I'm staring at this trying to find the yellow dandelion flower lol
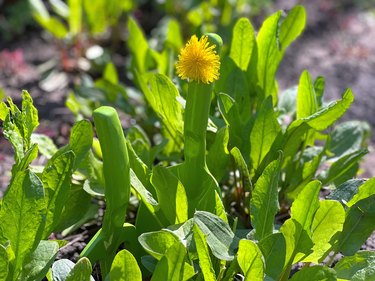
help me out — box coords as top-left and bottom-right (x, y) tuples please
(176, 35), (220, 84)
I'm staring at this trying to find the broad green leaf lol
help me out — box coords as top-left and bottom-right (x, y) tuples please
(230, 17), (255, 71)
(259, 233), (286, 280)
(296, 70), (317, 120)
(151, 242), (187, 281)
(334, 251), (375, 280)
(83, 0), (106, 34)
(299, 88), (354, 131)
(327, 179), (365, 204)
(65, 257), (93, 281)
(279, 219), (313, 281)
(0, 170), (45, 278)
(290, 180), (321, 234)
(237, 239), (264, 281)
(250, 96), (281, 170)
(335, 195), (375, 255)
(322, 149), (367, 185)
(51, 259), (75, 280)
(0, 245), (8, 281)
(327, 121), (370, 159)
(207, 126), (230, 182)
(256, 10), (281, 100)
(138, 73), (184, 155)
(302, 200), (345, 263)
(31, 133), (58, 158)
(289, 265), (336, 281)
(110, 250), (142, 281)
(278, 5), (306, 50)
(42, 151), (75, 238)
(56, 183), (98, 235)
(130, 169), (158, 214)
(194, 211), (239, 261)
(128, 17), (149, 73)
(250, 158), (281, 240)
(18, 240), (59, 281)
(216, 57), (250, 117)
(257, 6), (306, 101)
(193, 224), (216, 281)
(68, 0), (82, 35)
(139, 230), (181, 260)
(68, 120), (93, 168)
(151, 166), (188, 224)
(347, 177), (375, 207)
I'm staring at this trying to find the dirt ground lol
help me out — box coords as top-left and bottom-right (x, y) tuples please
(0, 0), (375, 256)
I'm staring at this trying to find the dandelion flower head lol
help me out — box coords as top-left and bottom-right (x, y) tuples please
(176, 35), (220, 84)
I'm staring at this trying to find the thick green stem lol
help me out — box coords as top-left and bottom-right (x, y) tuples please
(184, 82), (212, 169)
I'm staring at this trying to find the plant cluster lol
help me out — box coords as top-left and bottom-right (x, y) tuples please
(0, 4), (375, 281)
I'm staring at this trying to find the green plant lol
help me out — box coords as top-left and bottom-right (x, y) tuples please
(1, 4), (375, 281)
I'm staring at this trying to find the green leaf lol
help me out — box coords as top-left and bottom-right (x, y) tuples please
(347, 177), (375, 207)
(68, 0), (82, 35)
(289, 265), (336, 281)
(207, 126), (230, 182)
(0, 101), (9, 120)
(35, 16), (68, 38)
(298, 88), (354, 131)
(151, 242), (187, 281)
(21, 90), (39, 150)
(279, 219), (313, 281)
(327, 179), (365, 204)
(290, 180), (321, 234)
(0, 170), (46, 278)
(139, 230), (181, 260)
(31, 133), (58, 159)
(110, 249), (142, 281)
(0, 245), (8, 281)
(42, 151), (75, 238)
(237, 239), (264, 281)
(335, 195), (375, 255)
(51, 259), (75, 280)
(193, 224), (216, 281)
(128, 17), (149, 73)
(151, 166), (188, 224)
(279, 5), (306, 50)
(256, 10), (281, 100)
(130, 169), (158, 214)
(250, 96), (281, 171)
(302, 200), (345, 263)
(314, 76), (325, 107)
(230, 17), (255, 71)
(103, 62), (118, 84)
(250, 158), (281, 240)
(258, 233), (286, 280)
(138, 73), (184, 155)
(296, 70), (317, 120)
(194, 211), (239, 261)
(49, 0), (69, 18)
(230, 147), (252, 193)
(334, 251), (375, 280)
(68, 120), (93, 169)
(65, 257), (93, 281)
(321, 149), (367, 185)
(327, 121), (370, 159)
(29, 0), (50, 19)
(18, 240), (59, 281)
(56, 183), (98, 235)
(257, 6), (306, 102)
